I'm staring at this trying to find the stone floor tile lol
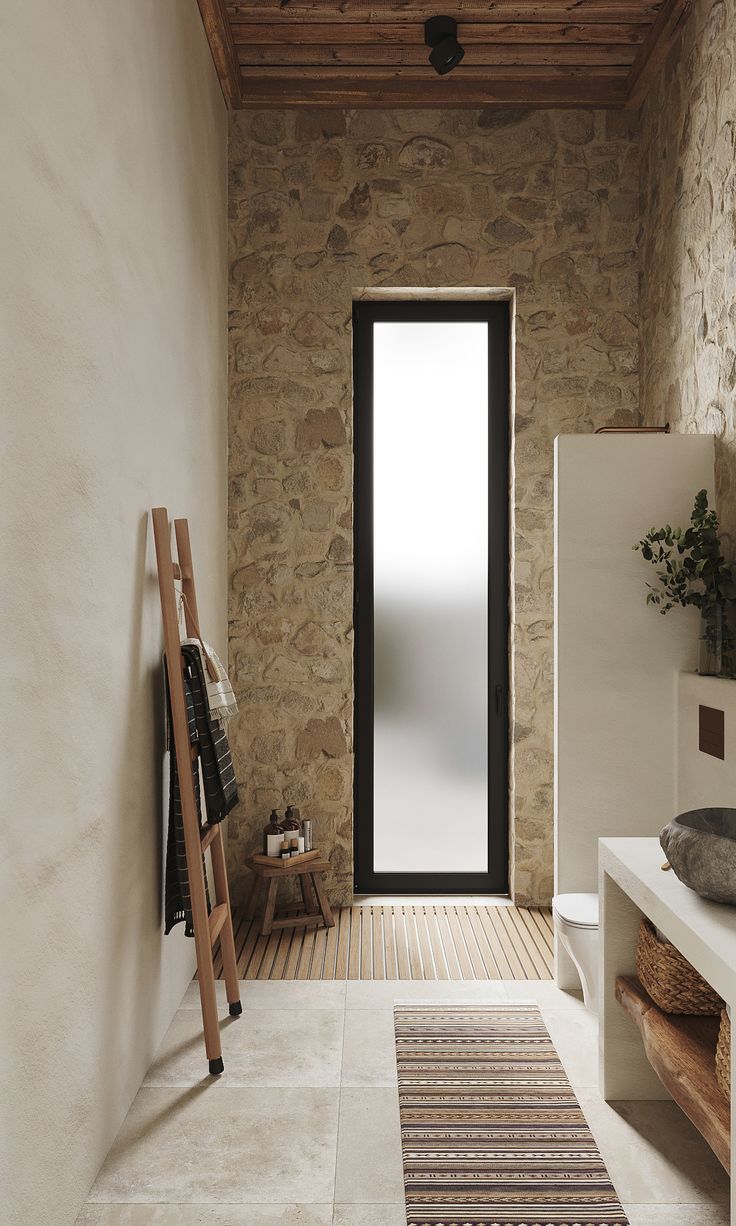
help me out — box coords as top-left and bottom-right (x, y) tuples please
(345, 978), (510, 1009)
(334, 1089), (405, 1204)
(623, 1205), (729, 1226)
(180, 979), (347, 1012)
(87, 1086), (339, 1205)
(541, 1005), (599, 1089)
(77, 1206), (333, 1225)
(503, 980), (585, 1008)
(578, 1092), (730, 1208)
(332, 1206), (407, 1226)
(341, 1010), (398, 1087)
(143, 1008), (343, 1088)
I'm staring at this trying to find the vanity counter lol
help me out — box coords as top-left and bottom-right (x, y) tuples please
(599, 836), (736, 1219)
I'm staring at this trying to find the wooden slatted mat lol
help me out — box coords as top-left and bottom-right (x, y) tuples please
(212, 905), (553, 981)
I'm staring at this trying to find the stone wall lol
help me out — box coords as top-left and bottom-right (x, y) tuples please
(227, 107), (640, 907)
(639, 0), (736, 546)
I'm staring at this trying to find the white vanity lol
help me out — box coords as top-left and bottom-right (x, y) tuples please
(599, 836), (736, 1220)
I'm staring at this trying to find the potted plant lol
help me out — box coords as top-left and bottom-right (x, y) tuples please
(634, 489), (736, 677)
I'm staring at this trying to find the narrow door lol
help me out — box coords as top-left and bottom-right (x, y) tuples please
(353, 300), (510, 894)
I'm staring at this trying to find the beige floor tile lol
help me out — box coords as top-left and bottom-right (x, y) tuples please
(180, 979), (347, 1011)
(504, 980), (584, 1008)
(341, 1010), (398, 1087)
(542, 1006), (599, 1089)
(578, 1092), (730, 1208)
(345, 979), (510, 1009)
(143, 1008), (343, 1087)
(334, 1089), (405, 1204)
(332, 1206), (407, 1226)
(77, 1207), (333, 1225)
(88, 1086), (339, 1204)
(623, 1206), (729, 1226)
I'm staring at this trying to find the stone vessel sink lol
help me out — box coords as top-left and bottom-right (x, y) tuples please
(660, 808), (736, 904)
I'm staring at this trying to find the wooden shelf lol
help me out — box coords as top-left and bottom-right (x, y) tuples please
(616, 975), (730, 1172)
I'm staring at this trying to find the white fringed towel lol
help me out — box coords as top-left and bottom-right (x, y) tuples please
(182, 638), (239, 727)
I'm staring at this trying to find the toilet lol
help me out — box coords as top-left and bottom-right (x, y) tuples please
(552, 892), (599, 1013)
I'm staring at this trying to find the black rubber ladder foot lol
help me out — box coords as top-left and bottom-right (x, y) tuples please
(229, 1001), (243, 1017)
(208, 1057), (224, 1076)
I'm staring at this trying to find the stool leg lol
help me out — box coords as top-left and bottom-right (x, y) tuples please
(261, 877), (279, 936)
(311, 871), (335, 929)
(300, 872), (318, 915)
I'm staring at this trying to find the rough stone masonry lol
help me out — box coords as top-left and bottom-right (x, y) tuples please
(227, 106), (640, 907)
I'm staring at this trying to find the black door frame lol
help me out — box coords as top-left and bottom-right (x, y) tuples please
(352, 299), (510, 895)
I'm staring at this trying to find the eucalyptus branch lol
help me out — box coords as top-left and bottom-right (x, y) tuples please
(634, 489), (736, 617)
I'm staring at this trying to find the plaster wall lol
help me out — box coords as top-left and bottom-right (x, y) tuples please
(555, 433), (715, 901)
(677, 672), (736, 812)
(2, 4), (227, 1222)
(227, 106), (641, 905)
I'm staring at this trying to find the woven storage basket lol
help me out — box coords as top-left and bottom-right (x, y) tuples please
(716, 1008), (731, 1101)
(636, 917), (723, 1015)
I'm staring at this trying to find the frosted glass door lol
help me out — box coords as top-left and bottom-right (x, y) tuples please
(372, 322), (488, 874)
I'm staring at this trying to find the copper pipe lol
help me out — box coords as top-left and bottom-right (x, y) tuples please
(594, 423), (670, 434)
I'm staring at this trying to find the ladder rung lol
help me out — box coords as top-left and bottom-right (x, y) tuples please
(200, 824), (219, 852)
(208, 903), (228, 945)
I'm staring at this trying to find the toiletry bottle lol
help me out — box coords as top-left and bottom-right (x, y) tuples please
(283, 805), (301, 843)
(280, 841), (290, 862)
(301, 818), (313, 852)
(263, 810), (284, 857)
(289, 838), (300, 858)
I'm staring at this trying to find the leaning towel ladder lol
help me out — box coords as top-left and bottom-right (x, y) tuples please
(152, 507), (241, 1074)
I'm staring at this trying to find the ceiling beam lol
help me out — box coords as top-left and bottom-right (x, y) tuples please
(237, 72), (628, 106)
(626, 0), (691, 106)
(231, 20), (648, 44)
(240, 64), (625, 78)
(227, 2), (664, 23)
(197, 0), (242, 107)
(238, 44), (638, 66)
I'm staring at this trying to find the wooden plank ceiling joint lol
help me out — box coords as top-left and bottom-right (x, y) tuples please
(197, 0), (243, 108)
(197, 1), (687, 112)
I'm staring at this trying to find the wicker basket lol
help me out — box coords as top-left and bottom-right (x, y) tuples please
(716, 1008), (731, 1101)
(636, 918), (724, 1015)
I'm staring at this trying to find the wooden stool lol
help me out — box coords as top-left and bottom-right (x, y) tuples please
(245, 853), (335, 937)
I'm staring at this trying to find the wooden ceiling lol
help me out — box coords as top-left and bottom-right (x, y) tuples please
(197, 0), (690, 109)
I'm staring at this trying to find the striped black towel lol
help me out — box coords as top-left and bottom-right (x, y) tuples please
(164, 644), (238, 937)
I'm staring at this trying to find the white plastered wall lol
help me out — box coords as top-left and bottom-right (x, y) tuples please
(554, 434), (715, 987)
(677, 673), (736, 812)
(1, 4), (227, 1222)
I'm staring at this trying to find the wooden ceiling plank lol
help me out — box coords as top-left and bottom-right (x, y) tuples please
(240, 64), (626, 80)
(197, 0), (242, 107)
(236, 74), (627, 106)
(226, 3), (664, 24)
(239, 44), (638, 66)
(231, 20), (648, 44)
(626, 0), (691, 105)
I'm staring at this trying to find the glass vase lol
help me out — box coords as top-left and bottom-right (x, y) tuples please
(698, 603), (725, 677)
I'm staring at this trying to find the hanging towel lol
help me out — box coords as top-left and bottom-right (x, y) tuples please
(164, 644), (239, 937)
(181, 637), (239, 728)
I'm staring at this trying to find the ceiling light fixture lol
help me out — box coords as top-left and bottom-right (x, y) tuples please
(424, 15), (465, 76)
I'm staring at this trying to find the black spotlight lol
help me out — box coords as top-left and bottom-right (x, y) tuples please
(424, 15), (465, 76)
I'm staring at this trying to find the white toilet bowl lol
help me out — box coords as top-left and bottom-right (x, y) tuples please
(552, 892), (599, 1013)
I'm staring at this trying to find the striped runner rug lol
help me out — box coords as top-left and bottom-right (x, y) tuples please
(394, 1005), (629, 1226)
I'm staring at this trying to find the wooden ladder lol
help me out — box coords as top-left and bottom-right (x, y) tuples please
(152, 507), (241, 1075)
